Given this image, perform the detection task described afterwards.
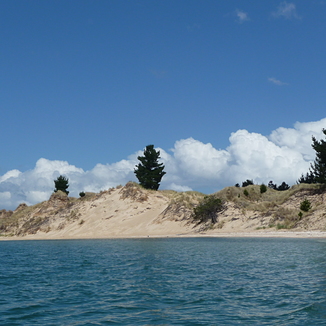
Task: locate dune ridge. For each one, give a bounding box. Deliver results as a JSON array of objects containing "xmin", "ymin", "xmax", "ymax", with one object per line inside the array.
[{"xmin": 1, "ymin": 182, "xmax": 326, "ymax": 240}]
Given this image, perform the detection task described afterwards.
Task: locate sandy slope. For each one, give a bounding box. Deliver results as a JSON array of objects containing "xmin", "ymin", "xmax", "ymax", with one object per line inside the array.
[{"xmin": 2, "ymin": 182, "xmax": 326, "ymax": 240}]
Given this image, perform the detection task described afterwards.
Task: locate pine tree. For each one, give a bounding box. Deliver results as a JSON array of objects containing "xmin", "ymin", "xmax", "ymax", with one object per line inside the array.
[
  {"xmin": 310, "ymin": 129, "xmax": 326, "ymax": 184},
  {"xmin": 54, "ymin": 175, "xmax": 69, "ymax": 195},
  {"xmin": 297, "ymin": 171, "xmax": 316, "ymax": 184},
  {"xmin": 134, "ymin": 145, "xmax": 166, "ymax": 190}
]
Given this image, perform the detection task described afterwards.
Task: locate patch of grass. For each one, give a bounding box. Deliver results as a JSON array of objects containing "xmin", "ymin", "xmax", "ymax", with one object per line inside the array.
[
  {"xmin": 119, "ymin": 182, "xmax": 149, "ymax": 202},
  {"xmin": 276, "ymin": 223, "xmax": 291, "ymax": 230}
]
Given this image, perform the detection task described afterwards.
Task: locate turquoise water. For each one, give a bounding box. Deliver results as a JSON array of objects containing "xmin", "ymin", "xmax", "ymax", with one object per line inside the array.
[{"xmin": 1, "ymin": 238, "xmax": 326, "ymax": 325}]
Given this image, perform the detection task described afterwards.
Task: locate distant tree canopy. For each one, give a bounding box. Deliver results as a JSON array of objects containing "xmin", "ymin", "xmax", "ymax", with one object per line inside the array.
[
  {"xmin": 54, "ymin": 175, "xmax": 69, "ymax": 195},
  {"xmin": 237, "ymin": 180, "xmax": 290, "ymax": 191},
  {"xmin": 134, "ymin": 145, "xmax": 166, "ymax": 190},
  {"xmin": 297, "ymin": 171, "xmax": 316, "ymax": 184},
  {"xmin": 277, "ymin": 182, "xmax": 290, "ymax": 191},
  {"xmin": 242, "ymin": 179, "xmax": 254, "ymax": 187},
  {"xmin": 268, "ymin": 181, "xmax": 290, "ymax": 191}
]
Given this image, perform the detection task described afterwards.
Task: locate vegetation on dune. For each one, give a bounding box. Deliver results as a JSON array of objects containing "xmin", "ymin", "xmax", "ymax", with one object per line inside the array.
[
  {"xmin": 212, "ymin": 182, "xmax": 323, "ymax": 230},
  {"xmin": 134, "ymin": 145, "xmax": 166, "ymax": 190},
  {"xmin": 159, "ymin": 191, "xmax": 204, "ymax": 222},
  {"xmin": 260, "ymin": 184, "xmax": 267, "ymax": 194},
  {"xmin": 268, "ymin": 181, "xmax": 290, "ymax": 191},
  {"xmin": 242, "ymin": 179, "xmax": 254, "ymax": 187},
  {"xmin": 192, "ymin": 195, "xmax": 225, "ymax": 224},
  {"xmin": 54, "ymin": 175, "xmax": 69, "ymax": 195},
  {"xmin": 119, "ymin": 181, "xmax": 149, "ymax": 202},
  {"xmin": 300, "ymin": 199, "xmax": 312, "ymax": 212}
]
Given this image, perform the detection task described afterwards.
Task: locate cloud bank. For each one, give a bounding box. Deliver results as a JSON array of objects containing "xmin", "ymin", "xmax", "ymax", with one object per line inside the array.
[{"xmin": 1, "ymin": 118, "xmax": 326, "ymax": 210}]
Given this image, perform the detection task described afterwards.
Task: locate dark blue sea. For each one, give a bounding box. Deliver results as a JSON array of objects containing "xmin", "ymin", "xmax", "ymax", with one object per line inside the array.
[{"xmin": 1, "ymin": 238, "xmax": 326, "ymax": 325}]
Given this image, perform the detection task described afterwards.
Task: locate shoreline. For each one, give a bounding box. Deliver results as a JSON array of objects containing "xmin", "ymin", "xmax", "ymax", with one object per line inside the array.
[{"xmin": 2, "ymin": 230, "xmax": 326, "ymax": 241}]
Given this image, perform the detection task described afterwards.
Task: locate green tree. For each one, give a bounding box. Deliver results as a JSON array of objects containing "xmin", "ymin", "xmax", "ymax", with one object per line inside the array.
[
  {"xmin": 310, "ymin": 129, "xmax": 326, "ymax": 184},
  {"xmin": 193, "ymin": 196, "xmax": 224, "ymax": 224},
  {"xmin": 134, "ymin": 145, "xmax": 166, "ymax": 190},
  {"xmin": 54, "ymin": 175, "xmax": 69, "ymax": 195}
]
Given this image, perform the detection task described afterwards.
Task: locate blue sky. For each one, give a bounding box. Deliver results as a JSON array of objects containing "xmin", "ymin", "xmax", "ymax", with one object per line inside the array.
[{"xmin": 1, "ymin": 1, "xmax": 326, "ymax": 209}]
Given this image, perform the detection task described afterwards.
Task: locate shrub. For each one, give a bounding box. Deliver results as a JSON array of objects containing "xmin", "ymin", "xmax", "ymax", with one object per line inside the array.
[
  {"xmin": 298, "ymin": 211, "xmax": 303, "ymax": 220},
  {"xmin": 193, "ymin": 196, "xmax": 224, "ymax": 224},
  {"xmin": 260, "ymin": 184, "xmax": 267, "ymax": 194},
  {"xmin": 79, "ymin": 191, "xmax": 86, "ymax": 197},
  {"xmin": 243, "ymin": 189, "xmax": 249, "ymax": 197},
  {"xmin": 300, "ymin": 199, "xmax": 312, "ymax": 212}
]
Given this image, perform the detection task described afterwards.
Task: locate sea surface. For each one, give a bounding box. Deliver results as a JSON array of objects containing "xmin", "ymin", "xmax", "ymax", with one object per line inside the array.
[{"xmin": 1, "ymin": 237, "xmax": 326, "ymax": 325}]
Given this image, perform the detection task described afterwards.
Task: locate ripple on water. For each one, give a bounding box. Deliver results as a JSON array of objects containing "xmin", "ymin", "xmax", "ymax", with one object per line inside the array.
[{"xmin": 0, "ymin": 238, "xmax": 326, "ymax": 325}]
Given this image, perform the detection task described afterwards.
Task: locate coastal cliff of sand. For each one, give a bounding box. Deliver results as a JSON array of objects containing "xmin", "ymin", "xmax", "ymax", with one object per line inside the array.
[{"xmin": 1, "ymin": 182, "xmax": 326, "ymax": 239}]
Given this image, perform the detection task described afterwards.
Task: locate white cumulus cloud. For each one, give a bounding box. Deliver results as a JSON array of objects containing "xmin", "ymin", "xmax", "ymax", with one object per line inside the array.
[{"xmin": 0, "ymin": 118, "xmax": 325, "ymax": 210}]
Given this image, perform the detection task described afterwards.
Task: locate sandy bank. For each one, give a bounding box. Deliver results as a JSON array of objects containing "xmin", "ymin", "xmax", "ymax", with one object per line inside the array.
[{"xmin": 2, "ymin": 230, "xmax": 326, "ymax": 241}]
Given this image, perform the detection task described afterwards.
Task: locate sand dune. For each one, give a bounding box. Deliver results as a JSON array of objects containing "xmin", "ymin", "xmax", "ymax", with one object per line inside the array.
[{"xmin": 1, "ymin": 182, "xmax": 326, "ymax": 240}]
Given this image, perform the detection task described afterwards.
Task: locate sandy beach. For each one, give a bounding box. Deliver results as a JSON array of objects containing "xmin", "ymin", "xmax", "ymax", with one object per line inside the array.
[{"xmin": 3, "ymin": 230, "xmax": 326, "ymax": 241}]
